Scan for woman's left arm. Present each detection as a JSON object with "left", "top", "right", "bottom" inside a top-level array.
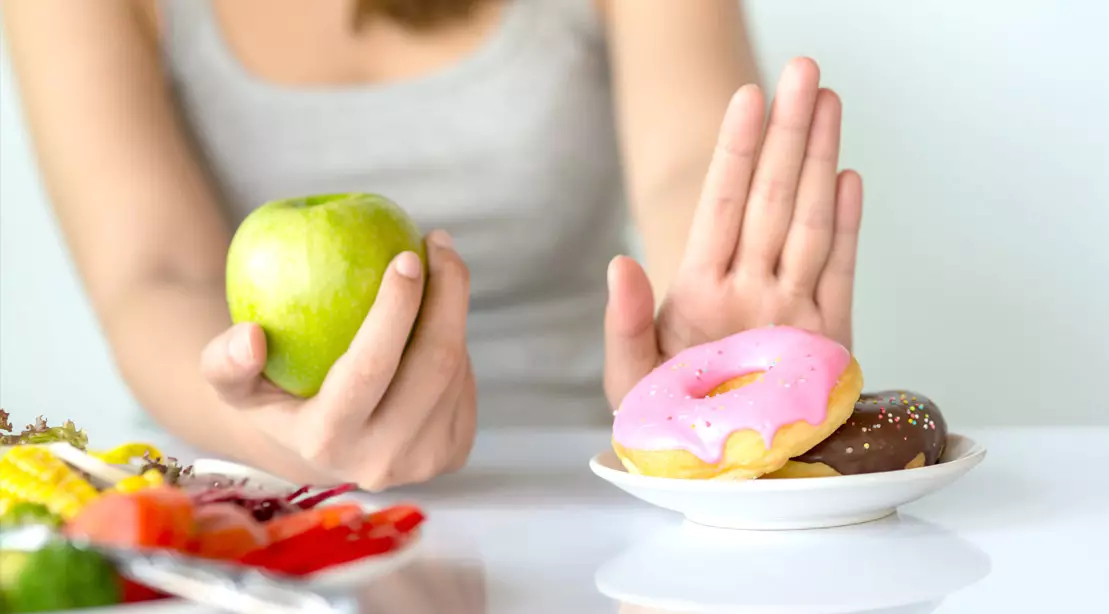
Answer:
[{"left": 598, "top": 0, "right": 761, "bottom": 299}]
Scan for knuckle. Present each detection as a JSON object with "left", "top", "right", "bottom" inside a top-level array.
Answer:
[
  {"left": 450, "top": 432, "right": 477, "bottom": 473},
  {"left": 426, "top": 342, "right": 463, "bottom": 377},
  {"left": 356, "top": 472, "right": 390, "bottom": 492},
  {"left": 412, "top": 443, "right": 451, "bottom": 483},
  {"left": 453, "top": 254, "right": 472, "bottom": 285},
  {"left": 754, "top": 176, "right": 793, "bottom": 206},
  {"left": 299, "top": 430, "right": 343, "bottom": 469},
  {"left": 798, "top": 199, "right": 835, "bottom": 229},
  {"left": 770, "top": 113, "right": 810, "bottom": 135},
  {"left": 339, "top": 354, "right": 391, "bottom": 390},
  {"left": 439, "top": 252, "right": 471, "bottom": 288},
  {"left": 710, "top": 191, "right": 744, "bottom": 217},
  {"left": 714, "top": 139, "right": 755, "bottom": 162},
  {"left": 353, "top": 461, "right": 396, "bottom": 492},
  {"left": 803, "top": 147, "right": 836, "bottom": 166},
  {"left": 199, "top": 345, "right": 232, "bottom": 383},
  {"left": 378, "top": 277, "right": 423, "bottom": 314},
  {"left": 779, "top": 275, "right": 814, "bottom": 300}
]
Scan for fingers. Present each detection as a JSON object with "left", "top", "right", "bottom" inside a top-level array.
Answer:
[
  {"left": 315, "top": 248, "right": 426, "bottom": 434},
  {"left": 444, "top": 364, "right": 478, "bottom": 473},
  {"left": 388, "top": 355, "right": 473, "bottom": 487},
  {"left": 735, "top": 57, "right": 822, "bottom": 274},
  {"left": 681, "top": 84, "right": 765, "bottom": 276},
  {"left": 816, "top": 170, "right": 864, "bottom": 349},
  {"left": 372, "top": 230, "right": 470, "bottom": 435},
  {"left": 355, "top": 357, "right": 475, "bottom": 491},
  {"left": 604, "top": 255, "right": 659, "bottom": 410},
  {"left": 778, "top": 88, "right": 843, "bottom": 293},
  {"left": 201, "top": 322, "right": 268, "bottom": 404}
]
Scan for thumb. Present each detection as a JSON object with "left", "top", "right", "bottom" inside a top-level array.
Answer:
[
  {"left": 201, "top": 322, "right": 268, "bottom": 404},
  {"left": 604, "top": 255, "right": 659, "bottom": 411}
]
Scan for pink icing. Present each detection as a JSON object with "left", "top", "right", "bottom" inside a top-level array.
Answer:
[{"left": 611, "top": 325, "right": 851, "bottom": 464}]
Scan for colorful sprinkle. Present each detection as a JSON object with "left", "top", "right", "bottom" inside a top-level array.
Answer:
[{"left": 846, "top": 447, "right": 854, "bottom": 454}]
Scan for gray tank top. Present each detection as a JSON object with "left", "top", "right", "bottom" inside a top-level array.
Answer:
[{"left": 157, "top": 0, "right": 627, "bottom": 428}]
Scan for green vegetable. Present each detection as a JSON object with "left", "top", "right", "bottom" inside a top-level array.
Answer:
[
  {"left": 0, "top": 410, "right": 88, "bottom": 450},
  {"left": 0, "top": 542, "right": 121, "bottom": 612},
  {"left": 0, "top": 503, "right": 62, "bottom": 531}
]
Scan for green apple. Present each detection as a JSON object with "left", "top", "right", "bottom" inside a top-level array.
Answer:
[{"left": 225, "top": 193, "right": 426, "bottom": 397}]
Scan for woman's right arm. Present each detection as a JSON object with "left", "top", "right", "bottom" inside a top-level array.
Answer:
[
  {"left": 2, "top": 0, "right": 328, "bottom": 480},
  {"left": 4, "top": 0, "right": 477, "bottom": 490}
]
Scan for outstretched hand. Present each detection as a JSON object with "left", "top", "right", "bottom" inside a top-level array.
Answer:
[{"left": 604, "top": 57, "right": 864, "bottom": 409}]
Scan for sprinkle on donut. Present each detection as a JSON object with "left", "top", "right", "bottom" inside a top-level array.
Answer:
[{"left": 781, "top": 391, "right": 949, "bottom": 476}]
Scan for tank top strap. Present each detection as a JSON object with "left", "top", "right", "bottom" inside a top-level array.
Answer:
[{"left": 156, "top": 0, "right": 220, "bottom": 60}]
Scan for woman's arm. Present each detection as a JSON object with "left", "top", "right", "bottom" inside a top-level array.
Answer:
[
  {"left": 2, "top": 0, "right": 326, "bottom": 481},
  {"left": 598, "top": 0, "right": 761, "bottom": 299}
]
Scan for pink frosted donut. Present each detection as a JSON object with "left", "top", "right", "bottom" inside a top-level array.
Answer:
[{"left": 611, "top": 325, "right": 863, "bottom": 480}]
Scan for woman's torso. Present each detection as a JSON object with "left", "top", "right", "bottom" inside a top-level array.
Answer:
[{"left": 153, "top": 0, "right": 628, "bottom": 427}]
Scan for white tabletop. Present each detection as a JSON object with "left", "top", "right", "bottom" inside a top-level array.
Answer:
[{"left": 90, "top": 425, "right": 1109, "bottom": 613}]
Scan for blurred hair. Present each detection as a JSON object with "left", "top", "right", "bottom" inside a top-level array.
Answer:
[{"left": 352, "top": 0, "right": 490, "bottom": 29}]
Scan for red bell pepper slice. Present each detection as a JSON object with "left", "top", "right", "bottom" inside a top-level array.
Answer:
[
  {"left": 120, "top": 579, "right": 169, "bottom": 604},
  {"left": 239, "top": 504, "right": 425, "bottom": 576},
  {"left": 366, "top": 504, "right": 425, "bottom": 534},
  {"left": 240, "top": 524, "right": 400, "bottom": 575}
]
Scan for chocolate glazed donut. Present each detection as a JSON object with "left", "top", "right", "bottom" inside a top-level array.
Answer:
[{"left": 764, "top": 391, "right": 948, "bottom": 478}]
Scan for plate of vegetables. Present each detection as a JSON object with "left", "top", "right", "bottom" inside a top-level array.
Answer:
[{"left": 0, "top": 409, "right": 424, "bottom": 613}]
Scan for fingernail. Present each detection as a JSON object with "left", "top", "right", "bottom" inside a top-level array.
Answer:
[
  {"left": 607, "top": 256, "right": 621, "bottom": 290},
  {"left": 395, "top": 251, "right": 423, "bottom": 279},
  {"left": 428, "top": 229, "right": 453, "bottom": 249},
  {"left": 230, "top": 327, "right": 254, "bottom": 366}
]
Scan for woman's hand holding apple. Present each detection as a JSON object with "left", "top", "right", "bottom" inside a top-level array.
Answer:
[{"left": 201, "top": 230, "right": 477, "bottom": 491}]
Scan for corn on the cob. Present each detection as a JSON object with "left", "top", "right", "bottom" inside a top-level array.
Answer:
[
  {"left": 0, "top": 446, "right": 100, "bottom": 520},
  {"left": 109, "top": 469, "right": 165, "bottom": 494}
]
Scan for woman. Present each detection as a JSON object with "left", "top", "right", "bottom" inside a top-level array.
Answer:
[{"left": 3, "top": 0, "right": 862, "bottom": 489}]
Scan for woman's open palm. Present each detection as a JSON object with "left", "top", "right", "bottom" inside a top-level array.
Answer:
[{"left": 604, "top": 58, "right": 864, "bottom": 408}]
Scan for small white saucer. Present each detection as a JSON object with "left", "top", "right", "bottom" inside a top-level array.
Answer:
[
  {"left": 595, "top": 512, "right": 992, "bottom": 613},
  {"left": 589, "top": 434, "right": 986, "bottom": 530}
]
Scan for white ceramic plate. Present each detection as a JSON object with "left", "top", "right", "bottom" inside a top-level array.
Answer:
[
  {"left": 589, "top": 433, "right": 986, "bottom": 530},
  {"left": 595, "top": 512, "right": 992, "bottom": 614}
]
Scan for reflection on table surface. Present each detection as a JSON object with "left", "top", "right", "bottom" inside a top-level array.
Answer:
[
  {"left": 333, "top": 512, "right": 989, "bottom": 614},
  {"left": 352, "top": 552, "right": 487, "bottom": 614},
  {"left": 597, "top": 513, "right": 991, "bottom": 614}
]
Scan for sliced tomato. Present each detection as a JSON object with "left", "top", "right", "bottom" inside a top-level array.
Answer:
[
  {"left": 190, "top": 502, "right": 269, "bottom": 560},
  {"left": 263, "top": 502, "right": 363, "bottom": 544},
  {"left": 65, "top": 486, "right": 195, "bottom": 551}
]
